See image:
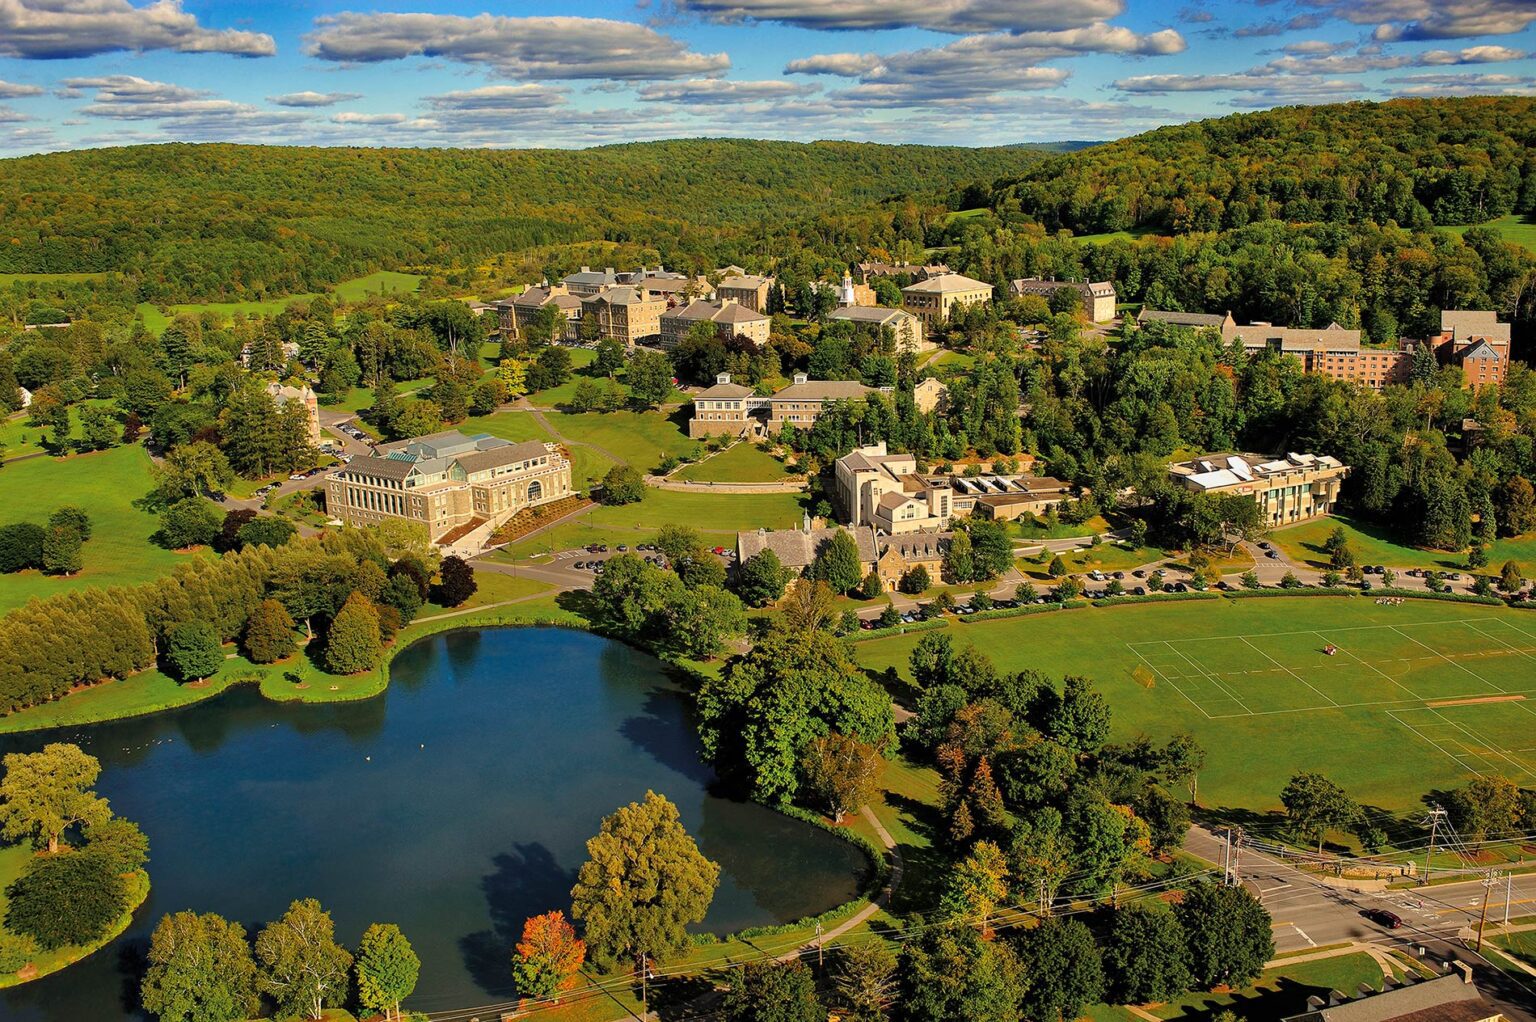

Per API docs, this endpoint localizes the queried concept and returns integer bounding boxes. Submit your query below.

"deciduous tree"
[569,791,720,969]
[1175,882,1274,991]
[325,591,383,674]
[0,743,111,853]
[254,898,353,1022]
[355,922,420,1022]
[799,732,882,822]
[166,622,224,682]
[141,911,260,1022]
[513,910,585,1002]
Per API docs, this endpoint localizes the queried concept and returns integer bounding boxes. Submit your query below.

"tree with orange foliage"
[513,911,586,1003]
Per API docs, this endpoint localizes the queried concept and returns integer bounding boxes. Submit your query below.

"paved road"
[1186,827,1536,1018]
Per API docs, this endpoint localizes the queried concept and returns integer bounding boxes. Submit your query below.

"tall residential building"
[266,382,321,446]
[1434,311,1512,389]
[659,299,771,349]
[901,273,994,328]
[325,430,572,544]
[826,305,930,352]
[716,274,774,312]
[1010,277,1118,322]
[580,287,666,347]
[495,285,583,341]
[1168,452,1348,527]
[835,443,953,535]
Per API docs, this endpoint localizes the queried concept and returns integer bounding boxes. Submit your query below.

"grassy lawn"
[855,594,1536,813]
[1493,929,1536,967]
[1073,228,1155,245]
[1441,214,1536,255]
[420,570,554,615]
[0,398,117,459]
[1009,514,1108,541]
[674,442,792,483]
[135,272,425,334]
[1271,515,1468,571]
[1021,543,1166,577]
[502,490,806,558]
[0,843,150,988]
[0,444,201,613]
[1147,952,1383,1021]
[466,409,615,489]
[547,409,697,471]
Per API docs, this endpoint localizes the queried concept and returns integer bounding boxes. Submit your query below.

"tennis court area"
[1129,616,1536,784]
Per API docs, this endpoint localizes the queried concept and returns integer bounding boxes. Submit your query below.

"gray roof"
[340,456,415,482]
[1138,308,1229,328]
[882,532,953,560]
[1441,310,1510,345]
[663,300,769,327]
[902,273,993,295]
[828,306,911,326]
[696,380,754,399]
[718,274,773,291]
[1011,277,1116,299]
[771,379,874,403]
[455,440,554,474]
[1222,320,1361,353]
[736,526,878,571]
[1459,339,1502,362]
[1283,975,1493,1022]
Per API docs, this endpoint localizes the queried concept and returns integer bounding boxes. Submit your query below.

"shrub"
[6,850,129,950]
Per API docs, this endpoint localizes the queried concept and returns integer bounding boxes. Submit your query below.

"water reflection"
[0,627,866,1021]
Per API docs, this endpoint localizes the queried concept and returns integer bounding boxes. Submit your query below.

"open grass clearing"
[135,271,424,335]
[856,594,1536,812]
[547,408,697,471]
[0,444,202,612]
[1440,215,1536,255]
[674,442,793,483]
[1145,952,1384,1022]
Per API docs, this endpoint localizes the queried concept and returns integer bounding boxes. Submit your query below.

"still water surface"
[0,627,867,1020]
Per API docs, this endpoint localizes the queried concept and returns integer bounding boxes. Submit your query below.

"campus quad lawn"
[135,271,425,335]
[854,594,1536,813]
[502,489,806,557]
[674,442,791,483]
[0,444,199,613]
[0,843,150,988]
[1271,515,1463,571]
[546,408,698,470]
[0,398,118,459]
[1020,543,1167,578]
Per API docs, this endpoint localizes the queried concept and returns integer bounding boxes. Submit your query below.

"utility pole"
[1232,828,1244,886]
[639,952,649,1017]
[1506,873,1513,926]
[1223,827,1233,886]
[1423,807,1445,886]
[1477,871,1497,953]
[1039,877,1049,918]
[816,922,825,971]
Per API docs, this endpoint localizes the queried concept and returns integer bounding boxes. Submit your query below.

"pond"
[0,627,869,1020]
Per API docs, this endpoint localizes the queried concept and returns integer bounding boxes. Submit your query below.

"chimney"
[794,373,808,385]
[1452,961,1474,985]
[580,266,590,273]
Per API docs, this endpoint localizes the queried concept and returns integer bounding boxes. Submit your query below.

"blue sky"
[0,0,1533,155]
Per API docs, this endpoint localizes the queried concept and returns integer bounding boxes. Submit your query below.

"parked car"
[1132,569,1146,578]
[617,545,628,552]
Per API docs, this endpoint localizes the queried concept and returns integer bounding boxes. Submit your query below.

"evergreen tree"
[325,591,383,674]
[5,850,127,950]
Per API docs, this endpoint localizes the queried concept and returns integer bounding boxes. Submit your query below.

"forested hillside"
[987,97,1536,235]
[0,139,1038,302]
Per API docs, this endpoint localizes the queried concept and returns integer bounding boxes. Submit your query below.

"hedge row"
[961,600,1089,623]
[1089,592,1221,608]
[851,618,948,642]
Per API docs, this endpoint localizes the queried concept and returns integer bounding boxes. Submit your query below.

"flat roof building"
[1169,451,1348,527]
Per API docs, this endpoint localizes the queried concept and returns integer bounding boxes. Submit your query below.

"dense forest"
[985,97,1536,235]
[0,139,1039,302]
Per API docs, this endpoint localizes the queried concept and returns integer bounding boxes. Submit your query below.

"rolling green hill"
[986,96,1536,236]
[0,139,1042,303]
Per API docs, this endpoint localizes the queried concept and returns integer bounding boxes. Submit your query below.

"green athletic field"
[855,596,1536,812]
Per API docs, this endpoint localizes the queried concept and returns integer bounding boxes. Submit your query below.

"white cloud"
[1386,71,1536,95]
[1299,0,1536,40]
[0,106,30,123]
[1417,45,1526,64]
[669,0,1124,34]
[423,84,570,112]
[637,79,817,104]
[268,91,361,108]
[61,75,308,141]
[331,112,407,125]
[305,12,729,80]
[787,24,1184,106]
[0,79,44,98]
[0,0,274,59]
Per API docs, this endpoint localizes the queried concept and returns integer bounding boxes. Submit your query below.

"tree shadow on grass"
[1161,976,1354,1022]
[885,792,950,915]
[459,843,579,997]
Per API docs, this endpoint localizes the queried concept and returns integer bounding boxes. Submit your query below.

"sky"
[0,0,1533,156]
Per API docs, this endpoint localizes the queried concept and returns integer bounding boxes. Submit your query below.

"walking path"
[514,398,630,467]
[777,804,904,962]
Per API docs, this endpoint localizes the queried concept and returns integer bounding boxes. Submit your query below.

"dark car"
[1365,909,1403,929]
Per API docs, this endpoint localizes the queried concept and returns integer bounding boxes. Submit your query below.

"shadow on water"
[459,843,579,996]
[618,689,718,786]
